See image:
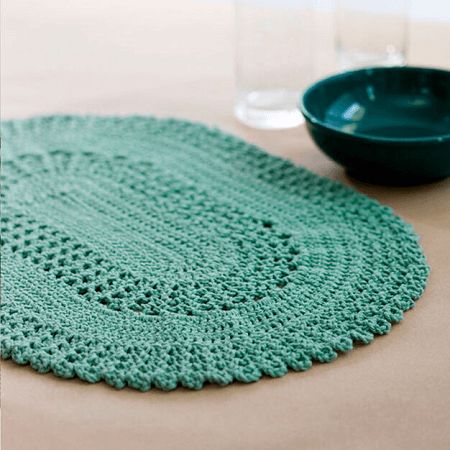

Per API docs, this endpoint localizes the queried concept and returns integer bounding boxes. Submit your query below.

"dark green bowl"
[300,66,450,185]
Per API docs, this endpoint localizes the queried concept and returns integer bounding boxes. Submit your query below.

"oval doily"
[1,116,429,390]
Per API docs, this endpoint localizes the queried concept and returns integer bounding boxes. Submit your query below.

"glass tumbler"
[234,0,314,130]
[336,0,410,70]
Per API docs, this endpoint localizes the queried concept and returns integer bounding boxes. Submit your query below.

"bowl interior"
[302,67,450,140]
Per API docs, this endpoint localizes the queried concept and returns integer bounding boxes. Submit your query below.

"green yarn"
[1,115,429,391]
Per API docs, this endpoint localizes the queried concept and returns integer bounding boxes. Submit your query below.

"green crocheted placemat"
[1,116,428,391]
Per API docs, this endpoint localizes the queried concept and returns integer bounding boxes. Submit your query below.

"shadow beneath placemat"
[1,320,399,398]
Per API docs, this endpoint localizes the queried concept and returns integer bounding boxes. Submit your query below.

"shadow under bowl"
[300,66,450,185]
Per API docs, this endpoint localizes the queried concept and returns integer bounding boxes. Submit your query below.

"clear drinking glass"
[234,0,314,129]
[336,0,410,70]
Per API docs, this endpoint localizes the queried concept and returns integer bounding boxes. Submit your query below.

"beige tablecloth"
[2,1,450,449]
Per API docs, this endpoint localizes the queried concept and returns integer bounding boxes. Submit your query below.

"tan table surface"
[2,1,450,449]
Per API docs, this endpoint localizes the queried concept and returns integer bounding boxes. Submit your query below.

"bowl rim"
[299,66,450,145]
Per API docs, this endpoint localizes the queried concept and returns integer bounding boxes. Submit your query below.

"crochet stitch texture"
[1,116,429,391]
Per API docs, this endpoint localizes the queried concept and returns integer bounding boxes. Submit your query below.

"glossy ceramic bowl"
[300,67,450,184]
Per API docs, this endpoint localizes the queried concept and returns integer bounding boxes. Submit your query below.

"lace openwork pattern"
[1,116,429,390]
